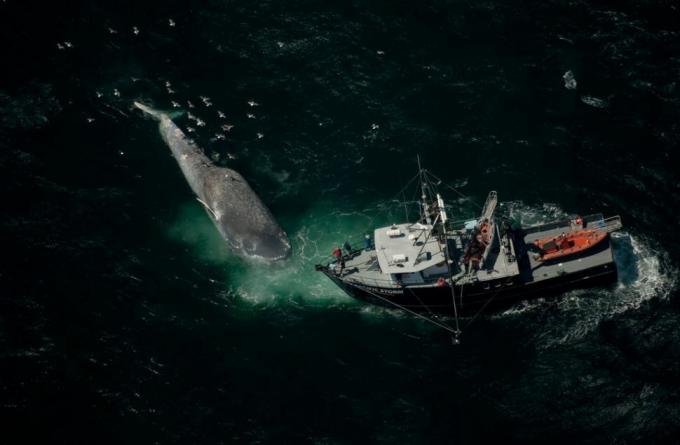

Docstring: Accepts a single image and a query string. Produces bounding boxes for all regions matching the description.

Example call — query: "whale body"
[134,101,291,261]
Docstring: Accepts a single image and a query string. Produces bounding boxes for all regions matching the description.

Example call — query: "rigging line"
[425,169,462,334]
[359,286,459,335]
[397,220,443,323]
[406,285,442,326]
[463,286,504,330]
[390,171,420,204]
[436,227,462,334]
[420,170,461,335]
[426,170,483,210]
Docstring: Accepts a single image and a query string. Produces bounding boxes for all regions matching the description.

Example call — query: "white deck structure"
[374,223,447,274]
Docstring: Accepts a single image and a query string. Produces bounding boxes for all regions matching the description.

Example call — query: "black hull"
[324,262,618,316]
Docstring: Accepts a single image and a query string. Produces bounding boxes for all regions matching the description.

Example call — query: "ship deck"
[518,219,616,285]
[331,215,617,290]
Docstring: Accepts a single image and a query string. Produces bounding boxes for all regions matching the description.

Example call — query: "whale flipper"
[196,197,218,220]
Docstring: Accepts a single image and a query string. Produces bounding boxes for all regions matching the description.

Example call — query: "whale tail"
[134,101,185,120]
[133,101,165,120]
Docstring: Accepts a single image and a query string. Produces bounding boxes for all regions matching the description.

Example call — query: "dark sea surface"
[2,0,680,443]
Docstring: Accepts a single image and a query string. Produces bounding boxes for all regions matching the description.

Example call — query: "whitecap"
[581,95,608,108]
[563,70,577,90]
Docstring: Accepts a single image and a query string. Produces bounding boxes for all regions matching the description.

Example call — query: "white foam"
[496,201,677,348]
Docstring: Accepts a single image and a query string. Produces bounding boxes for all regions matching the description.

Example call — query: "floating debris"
[580,95,608,109]
[563,70,577,90]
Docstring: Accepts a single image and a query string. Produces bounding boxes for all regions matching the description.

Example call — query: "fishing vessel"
[315,161,622,338]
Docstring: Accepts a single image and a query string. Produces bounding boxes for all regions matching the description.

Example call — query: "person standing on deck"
[332,246,343,275]
[364,233,373,251]
[343,240,353,255]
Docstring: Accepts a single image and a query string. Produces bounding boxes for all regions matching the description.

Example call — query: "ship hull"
[323,261,617,316]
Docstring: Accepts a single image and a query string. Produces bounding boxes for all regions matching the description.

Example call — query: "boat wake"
[495,202,678,348]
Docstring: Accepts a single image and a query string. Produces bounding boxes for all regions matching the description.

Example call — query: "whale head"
[236,230,292,262]
[201,169,292,262]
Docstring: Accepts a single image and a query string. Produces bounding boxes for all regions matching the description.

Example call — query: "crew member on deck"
[575,215,583,229]
[343,240,352,255]
[364,233,373,251]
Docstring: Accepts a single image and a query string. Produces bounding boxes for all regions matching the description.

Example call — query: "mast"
[435,188,461,343]
[417,155,432,225]
[418,158,461,343]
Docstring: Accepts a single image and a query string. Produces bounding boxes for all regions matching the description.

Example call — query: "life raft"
[533,229,607,262]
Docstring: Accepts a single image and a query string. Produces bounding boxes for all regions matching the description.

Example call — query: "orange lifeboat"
[533,229,607,262]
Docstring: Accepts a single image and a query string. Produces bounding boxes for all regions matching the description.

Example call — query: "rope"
[425,170,483,210]
[359,286,461,335]
[463,285,504,329]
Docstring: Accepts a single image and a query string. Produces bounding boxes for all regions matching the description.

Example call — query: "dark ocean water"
[2,0,680,443]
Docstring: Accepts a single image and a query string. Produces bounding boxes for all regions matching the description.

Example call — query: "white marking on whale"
[134,101,291,261]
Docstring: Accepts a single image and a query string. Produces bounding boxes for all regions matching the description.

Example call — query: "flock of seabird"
[58,18,269,152]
